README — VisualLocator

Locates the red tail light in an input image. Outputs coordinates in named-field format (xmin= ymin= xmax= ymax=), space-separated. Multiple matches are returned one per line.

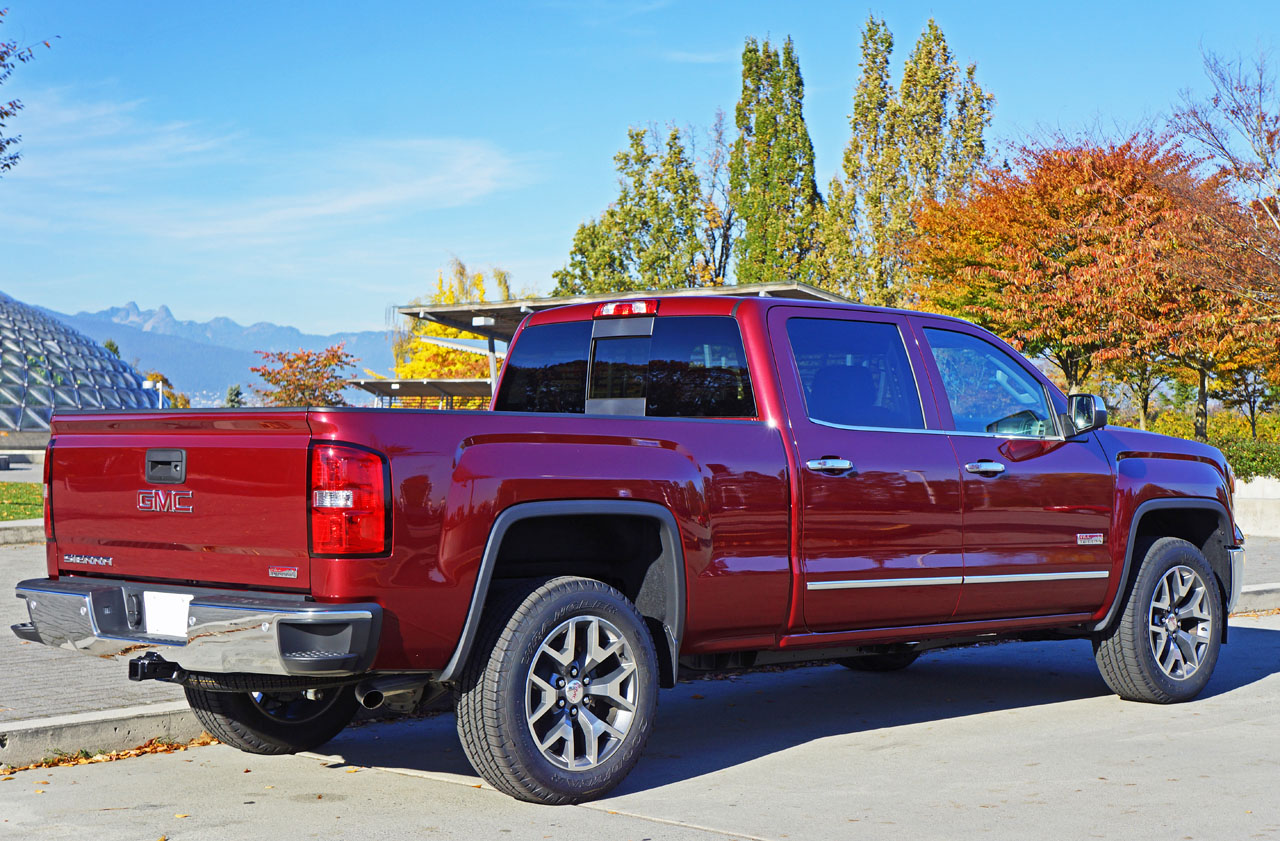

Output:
xmin=594 ymin=299 xmax=658 ymax=318
xmin=43 ymin=441 xmax=53 ymax=541
xmin=309 ymin=443 xmax=389 ymax=556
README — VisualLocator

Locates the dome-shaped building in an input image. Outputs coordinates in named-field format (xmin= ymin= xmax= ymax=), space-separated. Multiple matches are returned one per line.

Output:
xmin=0 ymin=291 xmax=156 ymax=432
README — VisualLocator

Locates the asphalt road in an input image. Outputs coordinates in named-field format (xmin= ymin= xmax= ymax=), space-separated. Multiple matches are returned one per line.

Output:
xmin=4 ymin=613 xmax=1279 ymax=841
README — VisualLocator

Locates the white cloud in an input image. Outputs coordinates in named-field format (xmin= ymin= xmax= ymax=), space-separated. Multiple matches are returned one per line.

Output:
xmin=0 ymin=90 xmax=526 ymax=246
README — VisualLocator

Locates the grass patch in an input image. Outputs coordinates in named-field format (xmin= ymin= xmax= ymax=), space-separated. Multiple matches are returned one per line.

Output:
xmin=0 ymin=482 xmax=42 ymax=521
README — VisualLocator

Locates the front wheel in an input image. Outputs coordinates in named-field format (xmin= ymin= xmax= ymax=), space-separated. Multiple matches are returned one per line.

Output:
xmin=184 ymin=684 xmax=357 ymax=754
xmin=1093 ymin=537 xmax=1223 ymax=703
xmin=456 ymin=576 xmax=659 ymax=804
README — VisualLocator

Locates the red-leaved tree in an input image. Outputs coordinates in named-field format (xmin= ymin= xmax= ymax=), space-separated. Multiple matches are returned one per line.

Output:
xmin=251 ymin=344 xmax=356 ymax=407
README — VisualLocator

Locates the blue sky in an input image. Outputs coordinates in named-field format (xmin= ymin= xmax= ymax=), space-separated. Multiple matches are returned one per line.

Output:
xmin=1 ymin=1 xmax=1276 ymax=334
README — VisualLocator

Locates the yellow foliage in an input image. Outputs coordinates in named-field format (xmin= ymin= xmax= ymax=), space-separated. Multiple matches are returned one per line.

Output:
xmin=392 ymin=258 xmax=509 ymax=408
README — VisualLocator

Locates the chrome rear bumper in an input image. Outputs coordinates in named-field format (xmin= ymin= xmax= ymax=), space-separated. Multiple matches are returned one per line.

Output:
xmin=12 ymin=577 xmax=381 ymax=677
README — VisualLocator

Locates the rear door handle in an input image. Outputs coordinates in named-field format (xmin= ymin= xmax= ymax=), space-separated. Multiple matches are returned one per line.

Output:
xmin=806 ymin=458 xmax=854 ymax=474
xmin=965 ymin=461 xmax=1006 ymax=476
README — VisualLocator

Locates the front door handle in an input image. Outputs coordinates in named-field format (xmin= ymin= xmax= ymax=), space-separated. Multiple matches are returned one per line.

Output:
xmin=965 ymin=461 xmax=1007 ymax=476
xmin=806 ymin=458 xmax=855 ymax=474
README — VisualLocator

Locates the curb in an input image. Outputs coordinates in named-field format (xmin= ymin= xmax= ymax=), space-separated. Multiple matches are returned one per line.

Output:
xmin=0 ymin=519 xmax=43 ymax=546
xmin=1234 ymin=583 xmax=1280 ymax=615
xmin=0 ymin=702 xmax=203 ymax=769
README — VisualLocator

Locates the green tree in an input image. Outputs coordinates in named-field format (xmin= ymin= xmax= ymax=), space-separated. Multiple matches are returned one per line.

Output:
xmin=102 ymin=338 xmax=120 ymax=358
xmin=728 ymin=36 xmax=823 ymax=286
xmin=822 ymin=17 xmax=992 ymax=305
xmin=553 ymin=126 xmax=706 ymax=294
xmin=1102 ymin=353 xmax=1173 ymax=431
xmin=0 ymin=9 xmax=54 ymax=176
xmin=250 ymin=344 xmax=355 ymax=407
xmin=224 ymin=383 xmax=245 ymax=408
xmin=1212 ymin=363 xmax=1279 ymax=440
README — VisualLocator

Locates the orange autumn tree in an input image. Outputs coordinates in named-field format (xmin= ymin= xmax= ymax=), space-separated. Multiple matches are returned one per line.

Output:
xmin=909 ymin=133 xmax=1267 ymax=438
xmin=251 ymin=343 xmax=356 ymax=407
xmin=910 ymin=135 xmax=1187 ymax=393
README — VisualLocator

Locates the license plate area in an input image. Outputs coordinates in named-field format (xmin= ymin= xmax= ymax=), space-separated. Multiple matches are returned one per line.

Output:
xmin=143 ymin=591 xmax=193 ymax=638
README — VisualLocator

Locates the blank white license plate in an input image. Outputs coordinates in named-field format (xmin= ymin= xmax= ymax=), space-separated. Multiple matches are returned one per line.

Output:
xmin=143 ymin=591 xmax=193 ymax=637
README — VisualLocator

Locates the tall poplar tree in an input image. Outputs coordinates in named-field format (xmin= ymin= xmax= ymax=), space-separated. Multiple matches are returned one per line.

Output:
xmin=553 ymin=127 xmax=705 ymax=294
xmin=728 ymin=36 xmax=822 ymax=286
xmin=822 ymin=17 xmax=993 ymax=306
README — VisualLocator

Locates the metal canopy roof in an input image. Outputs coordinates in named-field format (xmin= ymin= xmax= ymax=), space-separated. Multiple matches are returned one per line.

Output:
xmin=396 ymin=281 xmax=850 ymax=342
xmin=347 ymin=378 xmax=492 ymax=399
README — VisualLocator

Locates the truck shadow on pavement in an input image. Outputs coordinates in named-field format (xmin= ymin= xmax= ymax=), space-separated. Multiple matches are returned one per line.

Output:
xmin=320 ymin=623 xmax=1280 ymax=795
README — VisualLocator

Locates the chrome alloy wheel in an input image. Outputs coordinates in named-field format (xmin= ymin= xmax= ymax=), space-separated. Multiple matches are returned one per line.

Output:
xmin=525 ymin=615 xmax=638 ymax=771
xmin=1148 ymin=564 xmax=1214 ymax=681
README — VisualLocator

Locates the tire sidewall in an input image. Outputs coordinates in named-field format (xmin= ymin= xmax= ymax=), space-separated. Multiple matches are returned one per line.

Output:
xmin=1127 ymin=539 xmax=1223 ymax=700
xmin=496 ymin=582 xmax=658 ymax=801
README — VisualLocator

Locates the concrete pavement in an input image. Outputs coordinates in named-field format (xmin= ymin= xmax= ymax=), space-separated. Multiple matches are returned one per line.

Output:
xmin=4 ymin=612 xmax=1280 ymax=840
xmin=3 ymin=536 xmax=1280 ymax=768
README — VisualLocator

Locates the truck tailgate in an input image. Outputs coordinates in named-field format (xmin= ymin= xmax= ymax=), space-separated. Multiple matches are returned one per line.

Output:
xmin=49 ymin=411 xmax=313 ymax=590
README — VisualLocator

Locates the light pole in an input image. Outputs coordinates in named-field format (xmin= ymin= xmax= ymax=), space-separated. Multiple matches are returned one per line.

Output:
xmin=142 ymin=378 xmax=166 ymax=409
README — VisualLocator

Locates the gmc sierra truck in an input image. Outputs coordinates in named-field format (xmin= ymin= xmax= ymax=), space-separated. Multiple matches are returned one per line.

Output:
xmin=13 ymin=295 xmax=1245 ymax=804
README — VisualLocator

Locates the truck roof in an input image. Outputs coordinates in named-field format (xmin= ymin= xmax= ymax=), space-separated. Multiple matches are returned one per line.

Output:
xmin=522 ymin=294 xmax=972 ymax=329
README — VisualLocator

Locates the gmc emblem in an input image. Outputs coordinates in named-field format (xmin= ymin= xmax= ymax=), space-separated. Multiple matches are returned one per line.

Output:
xmin=137 ymin=489 xmax=194 ymax=513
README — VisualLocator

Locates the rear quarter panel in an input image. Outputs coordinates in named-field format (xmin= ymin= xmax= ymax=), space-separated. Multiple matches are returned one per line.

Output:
xmin=309 ymin=409 xmax=792 ymax=670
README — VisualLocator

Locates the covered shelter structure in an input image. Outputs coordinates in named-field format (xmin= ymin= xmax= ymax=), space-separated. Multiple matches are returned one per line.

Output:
xmin=349 ymin=282 xmax=850 ymax=408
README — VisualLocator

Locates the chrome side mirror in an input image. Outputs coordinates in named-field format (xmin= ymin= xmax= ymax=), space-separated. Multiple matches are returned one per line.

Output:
xmin=1068 ymin=393 xmax=1107 ymax=436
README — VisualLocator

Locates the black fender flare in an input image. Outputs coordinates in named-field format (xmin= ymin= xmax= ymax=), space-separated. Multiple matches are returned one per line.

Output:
xmin=437 ymin=499 xmax=686 ymax=685
xmin=1092 ymin=497 xmax=1233 ymax=633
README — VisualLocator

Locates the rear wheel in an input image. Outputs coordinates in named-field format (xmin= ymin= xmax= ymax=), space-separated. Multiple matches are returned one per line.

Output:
xmin=1093 ymin=537 xmax=1223 ymax=704
xmin=184 ymin=684 xmax=357 ymax=754
xmin=456 ymin=577 xmax=658 ymax=804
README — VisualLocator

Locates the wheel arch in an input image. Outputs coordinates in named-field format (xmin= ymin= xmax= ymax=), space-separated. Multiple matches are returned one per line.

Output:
xmin=1094 ymin=498 xmax=1234 ymax=636
xmin=438 ymin=499 xmax=686 ymax=687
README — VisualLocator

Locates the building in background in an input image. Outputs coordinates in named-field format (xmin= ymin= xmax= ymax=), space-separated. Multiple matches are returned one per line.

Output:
xmin=0 ymin=291 xmax=156 ymax=447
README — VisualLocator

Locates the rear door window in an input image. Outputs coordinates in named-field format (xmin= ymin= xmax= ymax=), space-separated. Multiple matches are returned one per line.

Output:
xmin=785 ymin=318 xmax=925 ymax=430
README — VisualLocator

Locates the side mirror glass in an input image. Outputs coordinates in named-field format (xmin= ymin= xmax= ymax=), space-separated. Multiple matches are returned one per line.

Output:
xmin=1067 ymin=393 xmax=1107 ymax=436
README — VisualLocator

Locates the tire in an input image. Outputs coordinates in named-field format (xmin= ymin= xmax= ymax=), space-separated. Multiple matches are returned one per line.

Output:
xmin=836 ymin=648 xmax=921 ymax=672
xmin=456 ymin=576 xmax=659 ymax=805
xmin=184 ymin=684 xmax=357 ymax=754
xmin=1093 ymin=537 xmax=1223 ymax=704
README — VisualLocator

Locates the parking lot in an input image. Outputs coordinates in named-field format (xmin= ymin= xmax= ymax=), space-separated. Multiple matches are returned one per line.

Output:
xmin=5 ymin=612 xmax=1279 ymax=841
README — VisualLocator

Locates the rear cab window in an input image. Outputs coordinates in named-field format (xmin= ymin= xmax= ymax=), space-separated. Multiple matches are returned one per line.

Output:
xmin=495 ymin=316 xmax=756 ymax=418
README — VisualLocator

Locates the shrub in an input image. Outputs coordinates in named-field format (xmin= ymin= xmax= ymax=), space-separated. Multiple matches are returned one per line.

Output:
xmin=1211 ymin=437 xmax=1280 ymax=482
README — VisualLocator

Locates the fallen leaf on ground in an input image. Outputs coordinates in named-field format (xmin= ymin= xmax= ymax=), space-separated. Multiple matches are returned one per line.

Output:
xmin=0 ymin=734 xmax=219 ymax=773
xmin=345 ymin=768 xmax=360 ymax=774
xmin=174 ymin=814 xmax=189 ymax=819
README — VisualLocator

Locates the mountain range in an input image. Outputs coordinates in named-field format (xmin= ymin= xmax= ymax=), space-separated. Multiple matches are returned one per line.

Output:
xmin=40 ymin=302 xmax=396 ymax=407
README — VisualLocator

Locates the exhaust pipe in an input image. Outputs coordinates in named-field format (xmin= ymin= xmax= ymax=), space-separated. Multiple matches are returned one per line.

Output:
xmin=355 ymin=675 xmax=430 ymax=710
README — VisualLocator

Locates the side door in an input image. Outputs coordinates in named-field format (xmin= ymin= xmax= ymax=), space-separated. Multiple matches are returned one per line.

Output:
xmin=768 ymin=307 xmax=965 ymax=632
xmin=910 ymin=319 xmax=1115 ymax=620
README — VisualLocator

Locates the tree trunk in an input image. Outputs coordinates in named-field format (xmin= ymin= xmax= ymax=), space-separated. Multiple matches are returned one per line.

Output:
xmin=1194 ymin=368 xmax=1209 ymax=442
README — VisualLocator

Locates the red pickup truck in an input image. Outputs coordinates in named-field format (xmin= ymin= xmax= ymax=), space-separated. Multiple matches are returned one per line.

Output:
xmin=14 ymin=295 xmax=1245 ymax=803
